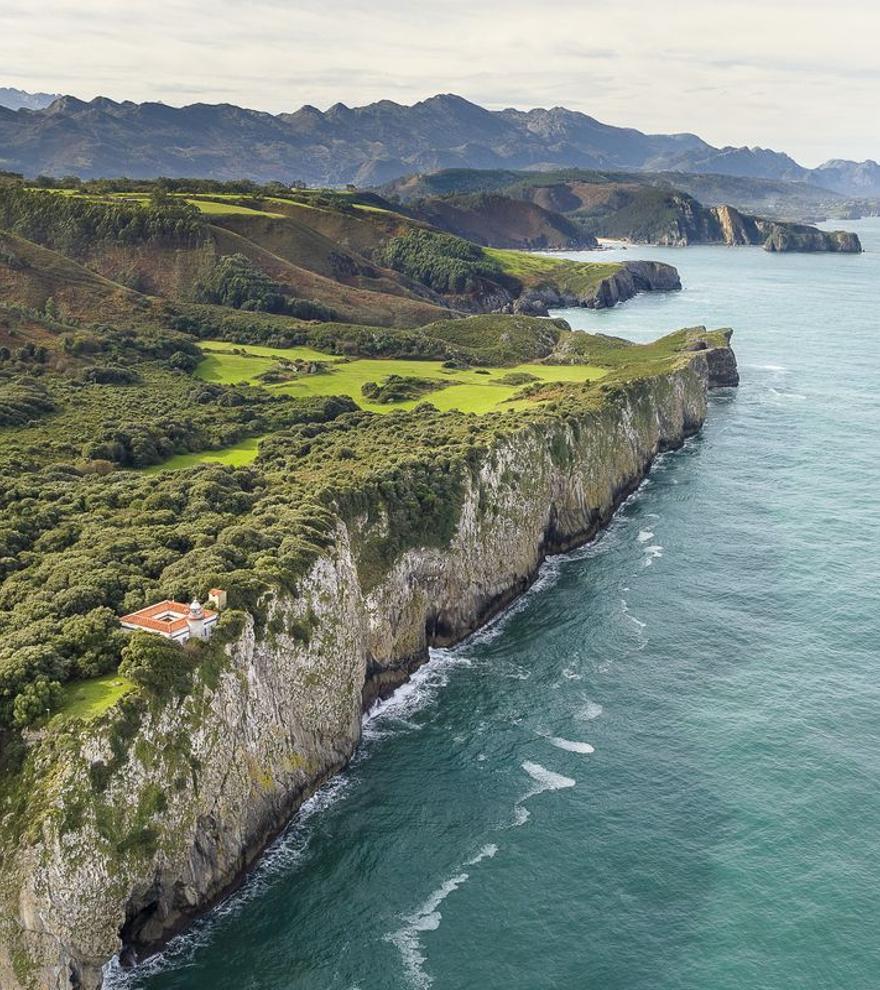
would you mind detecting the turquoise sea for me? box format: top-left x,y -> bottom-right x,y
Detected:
112,219 -> 880,990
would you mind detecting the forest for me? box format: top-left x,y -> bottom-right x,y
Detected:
0,183 -> 702,739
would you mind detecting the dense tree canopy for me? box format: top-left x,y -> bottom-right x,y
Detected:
380,229 -> 504,293
0,187 -> 206,257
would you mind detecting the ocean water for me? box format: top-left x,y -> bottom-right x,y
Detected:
111,220 -> 880,990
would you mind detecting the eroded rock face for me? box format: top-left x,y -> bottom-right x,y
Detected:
758,222 -> 862,253
589,261 -> 682,308
509,260 -> 682,316
0,340 -> 737,990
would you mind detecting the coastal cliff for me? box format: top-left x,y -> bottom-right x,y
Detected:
0,330 -> 737,990
505,260 -> 681,316
604,197 -> 863,253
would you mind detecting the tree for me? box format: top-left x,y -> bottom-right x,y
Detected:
118,633 -> 192,697
58,607 -> 125,678
193,254 -> 289,313
12,677 -> 64,727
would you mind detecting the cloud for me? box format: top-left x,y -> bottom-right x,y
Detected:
0,0 -> 878,164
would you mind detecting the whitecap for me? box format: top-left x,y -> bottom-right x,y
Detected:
386,845 -> 498,988
387,873 -> 469,989
521,761 -> 576,791
621,599 -> 646,628
637,530 -> 654,543
577,700 -> 603,721
362,649 -> 470,738
511,762 -> 576,828
466,843 -> 498,865
546,737 -> 595,755
561,667 -> 581,680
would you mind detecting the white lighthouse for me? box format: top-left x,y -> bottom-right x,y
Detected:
119,592 -> 221,642
186,598 -> 208,640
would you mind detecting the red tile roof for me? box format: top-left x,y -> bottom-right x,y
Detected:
119,600 -> 217,635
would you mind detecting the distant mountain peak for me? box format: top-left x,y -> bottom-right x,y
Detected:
0,86 -> 60,112
818,157 -> 880,169
45,95 -> 89,114
0,90 -> 875,197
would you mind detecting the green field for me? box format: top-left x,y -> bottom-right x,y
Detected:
196,341 -> 606,415
486,248 -> 620,296
25,188 -> 283,217
184,197 -> 283,217
55,674 -> 135,722
144,435 -> 267,473
139,341 -> 607,471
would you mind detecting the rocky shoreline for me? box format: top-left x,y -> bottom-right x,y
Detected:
502,260 -> 681,316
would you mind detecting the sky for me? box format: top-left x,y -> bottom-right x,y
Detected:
1,0 -> 878,167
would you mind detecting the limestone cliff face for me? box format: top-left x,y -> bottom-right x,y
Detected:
599,196 -> 862,253
712,205 -> 761,246
589,261 -> 682,308
510,260 -> 681,316
0,340 -> 736,990
756,221 -> 862,253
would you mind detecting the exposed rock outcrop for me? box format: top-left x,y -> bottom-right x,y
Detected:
0,334 -> 737,990
507,260 -> 681,315
620,199 -> 862,253
755,220 -> 862,253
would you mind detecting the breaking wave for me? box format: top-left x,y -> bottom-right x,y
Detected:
386,845 -> 498,989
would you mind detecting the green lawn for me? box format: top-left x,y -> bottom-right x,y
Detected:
183,198 -> 284,218
485,248 -> 620,296
55,673 -> 134,721
353,203 -> 394,214
142,340 -> 605,471
145,435 -> 266,472
196,341 -> 605,414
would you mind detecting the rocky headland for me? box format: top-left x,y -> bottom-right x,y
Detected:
0,328 -> 737,990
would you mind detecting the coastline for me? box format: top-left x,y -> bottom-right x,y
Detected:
1,333 -> 737,990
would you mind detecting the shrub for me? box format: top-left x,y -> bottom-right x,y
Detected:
0,379 -> 57,426
80,365 -> 142,385
118,633 -> 192,698
168,350 -> 200,373
12,677 -> 64,727
0,644 -> 67,727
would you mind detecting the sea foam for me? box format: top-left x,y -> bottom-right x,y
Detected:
521,761 -> 577,791
576,700 -> 604,721
387,845 -> 498,988
546,737 -> 595,755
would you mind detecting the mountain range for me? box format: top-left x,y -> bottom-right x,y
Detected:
0,87 -> 59,111
1,88 -> 879,198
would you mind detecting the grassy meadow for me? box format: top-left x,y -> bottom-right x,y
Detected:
55,674 -> 135,721
196,341 -> 606,413
142,340 -> 606,470
485,247 -> 619,295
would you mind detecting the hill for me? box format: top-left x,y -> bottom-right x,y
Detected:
0,183 -> 685,331
382,169 -> 862,252
409,193 -> 596,250
0,91 -> 877,200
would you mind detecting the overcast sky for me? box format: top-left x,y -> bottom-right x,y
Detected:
2,0 -> 877,166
